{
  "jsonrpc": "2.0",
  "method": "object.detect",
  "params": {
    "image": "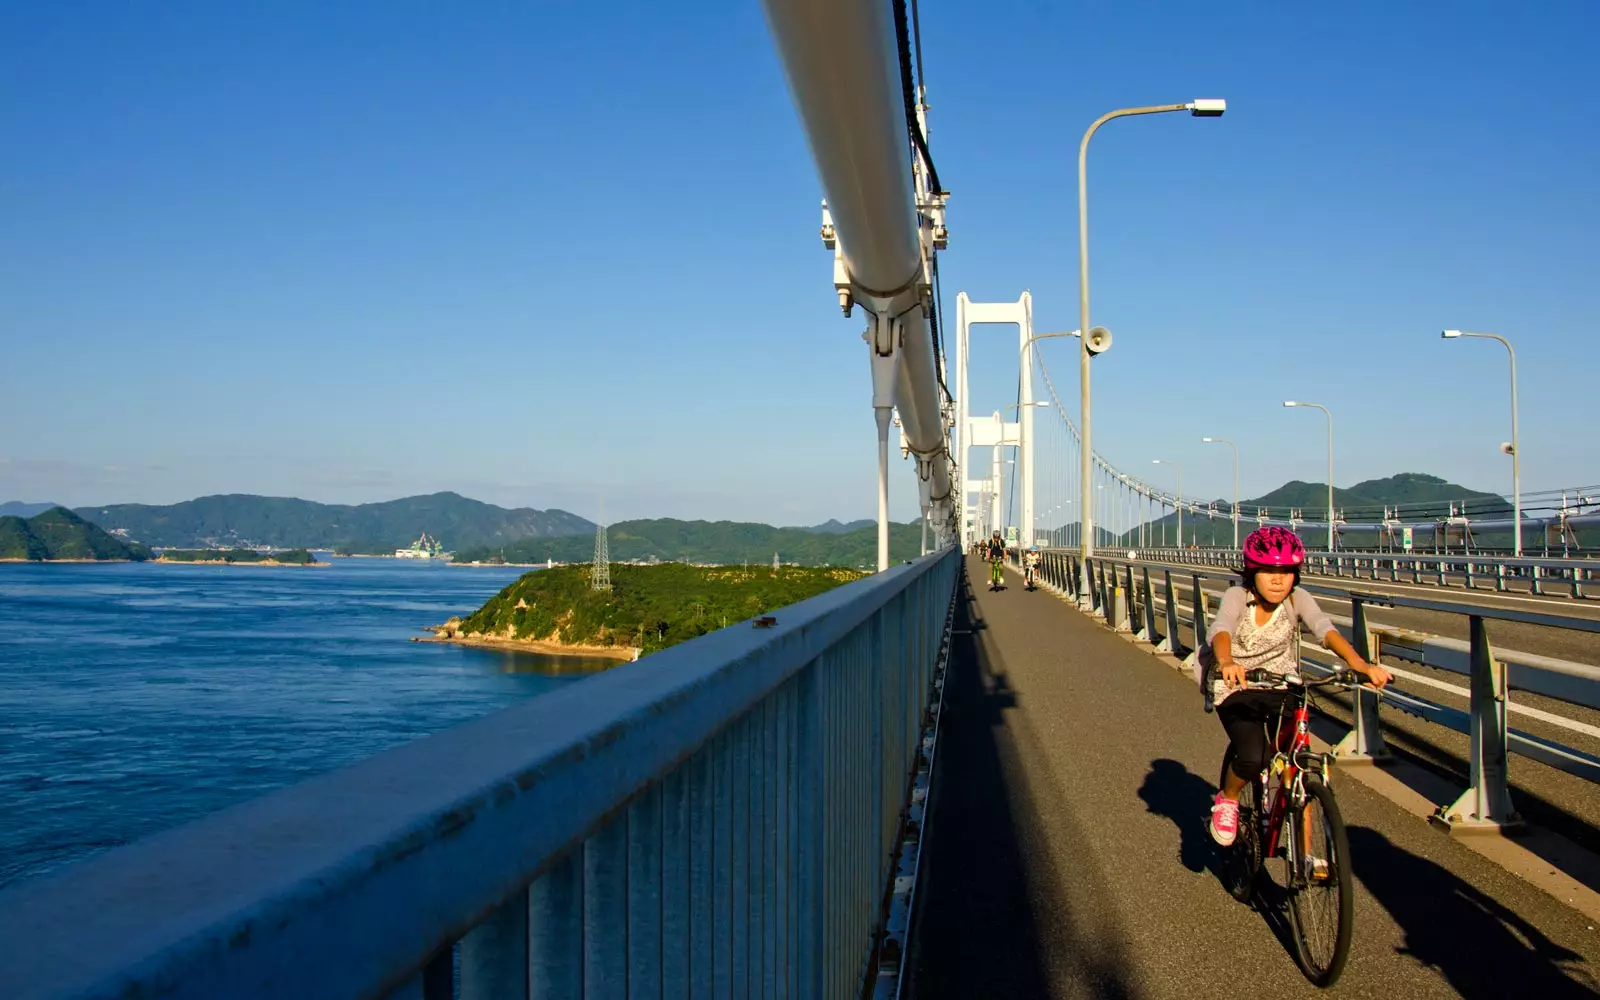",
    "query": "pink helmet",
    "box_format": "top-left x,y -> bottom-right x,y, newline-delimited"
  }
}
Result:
1242,526 -> 1305,569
